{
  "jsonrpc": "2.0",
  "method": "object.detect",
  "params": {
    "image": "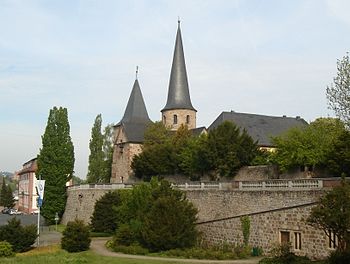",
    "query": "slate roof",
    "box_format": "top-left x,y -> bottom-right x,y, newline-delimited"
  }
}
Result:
208,111 -> 308,147
116,79 -> 152,143
162,21 -> 196,112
